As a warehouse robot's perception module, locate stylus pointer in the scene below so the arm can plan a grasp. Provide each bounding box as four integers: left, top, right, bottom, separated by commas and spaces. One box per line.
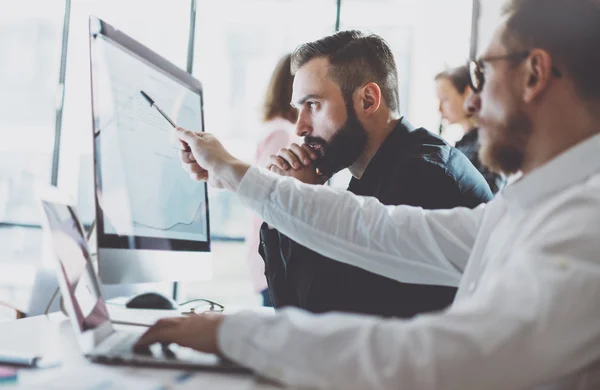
140, 90, 191, 152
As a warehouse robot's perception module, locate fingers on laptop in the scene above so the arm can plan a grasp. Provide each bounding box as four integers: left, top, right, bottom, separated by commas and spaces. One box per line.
135, 317, 183, 348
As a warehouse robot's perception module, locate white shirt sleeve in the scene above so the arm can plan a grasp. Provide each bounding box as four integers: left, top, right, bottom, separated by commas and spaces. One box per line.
218, 191, 600, 390
237, 166, 483, 287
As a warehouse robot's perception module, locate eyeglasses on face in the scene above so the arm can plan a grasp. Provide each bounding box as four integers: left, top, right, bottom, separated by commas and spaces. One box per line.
468, 51, 562, 93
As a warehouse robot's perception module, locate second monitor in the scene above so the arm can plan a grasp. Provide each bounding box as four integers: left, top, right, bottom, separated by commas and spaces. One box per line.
89, 16, 212, 285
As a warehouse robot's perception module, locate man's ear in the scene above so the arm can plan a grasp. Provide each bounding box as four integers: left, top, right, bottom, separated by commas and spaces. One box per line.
523, 49, 555, 103
357, 82, 382, 115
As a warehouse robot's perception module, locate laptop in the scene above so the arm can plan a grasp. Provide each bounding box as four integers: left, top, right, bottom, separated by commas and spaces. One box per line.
37, 188, 250, 374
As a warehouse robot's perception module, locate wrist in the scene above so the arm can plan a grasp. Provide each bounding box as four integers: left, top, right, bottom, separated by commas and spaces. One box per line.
214, 159, 250, 192
211, 315, 226, 356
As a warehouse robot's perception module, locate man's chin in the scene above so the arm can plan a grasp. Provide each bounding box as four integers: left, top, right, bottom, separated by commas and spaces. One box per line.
479, 142, 523, 176
479, 143, 502, 174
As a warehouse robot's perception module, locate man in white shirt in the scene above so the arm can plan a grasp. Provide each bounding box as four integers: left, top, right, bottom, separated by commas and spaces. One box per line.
135, 0, 600, 388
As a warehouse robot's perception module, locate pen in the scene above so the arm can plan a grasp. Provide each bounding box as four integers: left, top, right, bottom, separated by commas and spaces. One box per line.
140, 90, 190, 151
140, 90, 177, 128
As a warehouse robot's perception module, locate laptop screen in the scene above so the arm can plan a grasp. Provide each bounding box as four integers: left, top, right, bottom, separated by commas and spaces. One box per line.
41, 201, 110, 332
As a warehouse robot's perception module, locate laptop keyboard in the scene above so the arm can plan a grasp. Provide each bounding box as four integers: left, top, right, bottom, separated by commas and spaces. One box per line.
95, 331, 179, 361
96, 331, 143, 357
90, 331, 251, 373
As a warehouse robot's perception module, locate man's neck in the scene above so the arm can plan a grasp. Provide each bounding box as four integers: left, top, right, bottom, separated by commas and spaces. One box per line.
521, 104, 600, 175
349, 117, 401, 179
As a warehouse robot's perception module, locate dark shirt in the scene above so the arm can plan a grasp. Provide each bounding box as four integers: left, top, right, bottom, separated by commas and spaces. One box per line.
259, 118, 493, 318
455, 128, 506, 194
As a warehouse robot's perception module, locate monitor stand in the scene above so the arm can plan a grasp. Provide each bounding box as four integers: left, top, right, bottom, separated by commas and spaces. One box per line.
49, 219, 215, 316
86, 219, 190, 301
89, 220, 215, 310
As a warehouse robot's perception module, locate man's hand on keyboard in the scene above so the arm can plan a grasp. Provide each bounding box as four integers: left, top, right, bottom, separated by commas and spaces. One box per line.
134, 314, 225, 355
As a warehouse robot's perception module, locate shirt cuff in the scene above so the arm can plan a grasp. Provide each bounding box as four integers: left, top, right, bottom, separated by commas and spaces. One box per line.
217, 311, 285, 380
237, 166, 279, 217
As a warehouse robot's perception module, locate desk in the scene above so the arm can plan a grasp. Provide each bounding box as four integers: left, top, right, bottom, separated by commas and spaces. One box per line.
0, 312, 282, 389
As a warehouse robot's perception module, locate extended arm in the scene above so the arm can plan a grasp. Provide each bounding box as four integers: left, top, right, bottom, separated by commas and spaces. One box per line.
175, 128, 483, 286
218, 196, 600, 389
238, 167, 483, 286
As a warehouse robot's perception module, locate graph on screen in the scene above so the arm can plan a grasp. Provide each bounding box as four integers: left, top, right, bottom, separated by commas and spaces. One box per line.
94, 36, 207, 242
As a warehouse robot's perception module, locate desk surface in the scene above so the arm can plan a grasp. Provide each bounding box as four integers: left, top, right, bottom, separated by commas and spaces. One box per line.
0, 311, 282, 389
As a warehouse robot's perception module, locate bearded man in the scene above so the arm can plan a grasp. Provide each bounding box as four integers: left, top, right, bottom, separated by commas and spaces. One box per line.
259, 30, 492, 318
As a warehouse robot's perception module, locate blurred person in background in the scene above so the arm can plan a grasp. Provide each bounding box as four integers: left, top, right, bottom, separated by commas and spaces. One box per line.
244, 53, 299, 306
436, 65, 506, 194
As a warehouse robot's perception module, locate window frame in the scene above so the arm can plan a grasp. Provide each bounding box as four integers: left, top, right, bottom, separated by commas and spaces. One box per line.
1, 0, 481, 235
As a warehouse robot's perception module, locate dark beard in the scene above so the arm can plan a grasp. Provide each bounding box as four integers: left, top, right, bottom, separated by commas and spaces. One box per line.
304, 102, 368, 177
479, 109, 532, 175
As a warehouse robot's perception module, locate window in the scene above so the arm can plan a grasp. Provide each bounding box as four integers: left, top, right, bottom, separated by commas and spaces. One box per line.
0, 1, 66, 311
0, 227, 42, 310
0, 0, 65, 224
58, 0, 192, 225
339, 0, 473, 135
193, 0, 337, 238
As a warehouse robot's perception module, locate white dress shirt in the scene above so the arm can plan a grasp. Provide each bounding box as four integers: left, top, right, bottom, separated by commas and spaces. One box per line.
218, 134, 600, 390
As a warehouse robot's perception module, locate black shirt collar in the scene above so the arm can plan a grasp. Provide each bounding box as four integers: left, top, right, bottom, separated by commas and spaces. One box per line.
348, 117, 415, 193
457, 127, 479, 146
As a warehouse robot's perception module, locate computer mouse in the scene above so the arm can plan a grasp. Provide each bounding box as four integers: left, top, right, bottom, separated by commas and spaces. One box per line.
125, 292, 178, 310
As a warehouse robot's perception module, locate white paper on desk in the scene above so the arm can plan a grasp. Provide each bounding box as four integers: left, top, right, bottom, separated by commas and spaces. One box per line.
169, 371, 280, 390
26, 365, 182, 390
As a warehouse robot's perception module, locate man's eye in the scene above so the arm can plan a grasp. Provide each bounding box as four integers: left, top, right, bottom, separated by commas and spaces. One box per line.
306, 101, 318, 110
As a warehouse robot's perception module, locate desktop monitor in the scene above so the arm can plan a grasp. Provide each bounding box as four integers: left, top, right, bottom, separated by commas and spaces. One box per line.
88, 16, 212, 284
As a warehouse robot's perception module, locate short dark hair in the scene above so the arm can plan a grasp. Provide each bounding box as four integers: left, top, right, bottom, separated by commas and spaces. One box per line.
502, 0, 600, 100
291, 30, 400, 113
435, 65, 471, 94
262, 53, 298, 123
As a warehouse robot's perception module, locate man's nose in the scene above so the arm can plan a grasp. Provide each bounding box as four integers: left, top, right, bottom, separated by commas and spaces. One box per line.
464, 91, 481, 116
295, 114, 312, 137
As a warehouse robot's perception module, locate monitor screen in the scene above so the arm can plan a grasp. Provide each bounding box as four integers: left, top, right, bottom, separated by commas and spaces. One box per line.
90, 19, 209, 252
41, 200, 110, 332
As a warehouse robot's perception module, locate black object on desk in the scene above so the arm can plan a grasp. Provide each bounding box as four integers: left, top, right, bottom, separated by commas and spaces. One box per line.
123, 292, 226, 313
125, 292, 178, 310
